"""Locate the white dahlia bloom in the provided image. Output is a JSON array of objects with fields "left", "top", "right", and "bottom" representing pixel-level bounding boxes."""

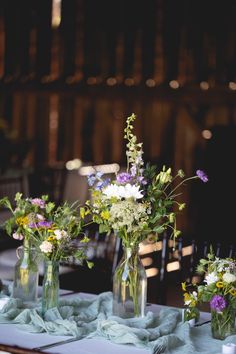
[
  {"left": 204, "top": 272, "right": 218, "bottom": 285},
  {"left": 222, "top": 273, "right": 236, "bottom": 283},
  {"left": 103, "top": 184, "right": 123, "bottom": 199},
  {"left": 121, "top": 184, "right": 143, "bottom": 199},
  {"left": 103, "top": 183, "right": 143, "bottom": 200}
]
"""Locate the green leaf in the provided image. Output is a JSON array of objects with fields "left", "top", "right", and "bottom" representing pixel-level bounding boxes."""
[
  {"left": 99, "top": 224, "right": 110, "bottom": 234},
  {"left": 0, "top": 197, "right": 12, "bottom": 211},
  {"left": 15, "top": 193, "right": 22, "bottom": 202},
  {"left": 45, "top": 202, "right": 55, "bottom": 214},
  {"left": 153, "top": 225, "right": 165, "bottom": 233},
  {"left": 149, "top": 213, "right": 162, "bottom": 224}
]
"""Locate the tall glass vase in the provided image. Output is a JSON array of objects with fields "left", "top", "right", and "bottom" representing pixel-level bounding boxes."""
[
  {"left": 113, "top": 245, "right": 147, "bottom": 318},
  {"left": 211, "top": 306, "right": 235, "bottom": 340},
  {"left": 12, "top": 239, "right": 39, "bottom": 304},
  {"left": 42, "top": 260, "right": 60, "bottom": 316}
]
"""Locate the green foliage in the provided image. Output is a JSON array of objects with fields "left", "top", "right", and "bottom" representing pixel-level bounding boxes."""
[
  {"left": 88, "top": 113, "right": 203, "bottom": 249},
  {"left": 193, "top": 253, "right": 236, "bottom": 310},
  {"left": 0, "top": 193, "right": 93, "bottom": 266}
]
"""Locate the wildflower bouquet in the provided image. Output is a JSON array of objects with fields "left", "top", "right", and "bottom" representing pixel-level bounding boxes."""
[
  {"left": 0, "top": 193, "right": 92, "bottom": 265},
  {"left": 34, "top": 200, "right": 92, "bottom": 265},
  {"left": 0, "top": 193, "right": 53, "bottom": 301},
  {"left": 29, "top": 198, "right": 93, "bottom": 314},
  {"left": 0, "top": 192, "right": 92, "bottom": 308},
  {"left": 0, "top": 193, "right": 52, "bottom": 245},
  {"left": 196, "top": 252, "right": 236, "bottom": 339},
  {"left": 87, "top": 113, "right": 208, "bottom": 318},
  {"left": 88, "top": 113, "right": 208, "bottom": 248}
]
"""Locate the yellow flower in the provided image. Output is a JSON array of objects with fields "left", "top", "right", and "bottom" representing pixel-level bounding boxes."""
[
  {"left": 101, "top": 210, "right": 110, "bottom": 220},
  {"left": 216, "top": 281, "right": 224, "bottom": 288},
  {"left": 183, "top": 292, "right": 191, "bottom": 302},
  {"left": 16, "top": 216, "right": 29, "bottom": 226},
  {"left": 229, "top": 288, "right": 236, "bottom": 296},
  {"left": 47, "top": 236, "right": 56, "bottom": 242},
  {"left": 181, "top": 282, "right": 187, "bottom": 291},
  {"left": 47, "top": 229, "right": 55, "bottom": 233}
]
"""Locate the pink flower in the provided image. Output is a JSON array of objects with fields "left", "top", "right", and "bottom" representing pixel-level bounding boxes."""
[
  {"left": 31, "top": 198, "right": 45, "bottom": 209},
  {"left": 12, "top": 232, "right": 24, "bottom": 240},
  {"left": 36, "top": 214, "right": 45, "bottom": 221}
]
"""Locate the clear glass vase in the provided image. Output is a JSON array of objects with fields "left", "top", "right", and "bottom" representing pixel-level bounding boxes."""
[
  {"left": 113, "top": 245, "right": 147, "bottom": 318},
  {"left": 211, "top": 306, "right": 236, "bottom": 340},
  {"left": 12, "top": 239, "right": 39, "bottom": 304},
  {"left": 42, "top": 260, "right": 60, "bottom": 316}
]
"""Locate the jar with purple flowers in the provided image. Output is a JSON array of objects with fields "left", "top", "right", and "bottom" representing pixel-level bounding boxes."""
[{"left": 210, "top": 295, "right": 235, "bottom": 340}]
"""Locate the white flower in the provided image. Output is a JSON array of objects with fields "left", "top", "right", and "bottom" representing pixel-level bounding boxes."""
[
  {"left": 54, "top": 229, "right": 68, "bottom": 240},
  {"left": 40, "top": 241, "right": 53, "bottom": 253},
  {"left": 109, "top": 199, "right": 148, "bottom": 233},
  {"left": 103, "top": 184, "right": 123, "bottom": 199},
  {"left": 204, "top": 272, "right": 218, "bottom": 285},
  {"left": 184, "top": 299, "right": 191, "bottom": 306},
  {"left": 103, "top": 183, "right": 143, "bottom": 200},
  {"left": 121, "top": 184, "right": 143, "bottom": 199},
  {"left": 223, "top": 273, "right": 236, "bottom": 283},
  {"left": 12, "top": 232, "right": 24, "bottom": 240}
]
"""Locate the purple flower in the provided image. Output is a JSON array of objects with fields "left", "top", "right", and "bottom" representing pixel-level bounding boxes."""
[
  {"left": 130, "top": 165, "right": 137, "bottom": 177},
  {"left": 31, "top": 198, "right": 46, "bottom": 209},
  {"left": 116, "top": 172, "right": 132, "bottom": 184},
  {"left": 95, "top": 178, "right": 111, "bottom": 190},
  {"left": 38, "top": 221, "right": 53, "bottom": 228},
  {"left": 29, "top": 222, "right": 38, "bottom": 228},
  {"left": 96, "top": 172, "right": 103, "bottom": 179},
  {"left": 87, "top": 174, "right": 96, "bottom": 187},
  {"left": 196, "top": 169, "right": 208, "bottom": 183},
  {"left": 137, "top": 176, "right": 147, "bottom": 185},
  {"left": 210, "top": 295, "right": 227, "bottom": 312}
]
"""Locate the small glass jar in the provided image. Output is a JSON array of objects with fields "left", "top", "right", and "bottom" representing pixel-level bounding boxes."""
[
  {"left": 42, "top": 260, "right": 60, "bottom": 316},
  {"left": 12, "top": 239, "right": 39, "bottom": 304}
]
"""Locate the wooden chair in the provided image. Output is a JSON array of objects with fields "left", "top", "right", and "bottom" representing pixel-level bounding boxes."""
[
  {"left": 59, "top": 225, "right": 120, "bottom": 294},
  {"left": 32, "top": 164, "right": 67, "bottom": 205},
  {"left": 0, "top": 172, "right": 29, "bottom": 203},
  {"left": 143, "top": 234, "right": 236, "bottom": 305}
]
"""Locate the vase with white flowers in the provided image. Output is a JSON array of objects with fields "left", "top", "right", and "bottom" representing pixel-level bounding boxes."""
[
  {"left": 197, "top": 252, "right": 236, "bottom": 339},
  {"left": 87, "top": 113, "right": 208, "bottom": 318},
  {"left": 33, "top": 201, "right": 92, "bottom": 316},
  {"left": 0, "top": 193, "right": 51, "bottom": 304}
]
